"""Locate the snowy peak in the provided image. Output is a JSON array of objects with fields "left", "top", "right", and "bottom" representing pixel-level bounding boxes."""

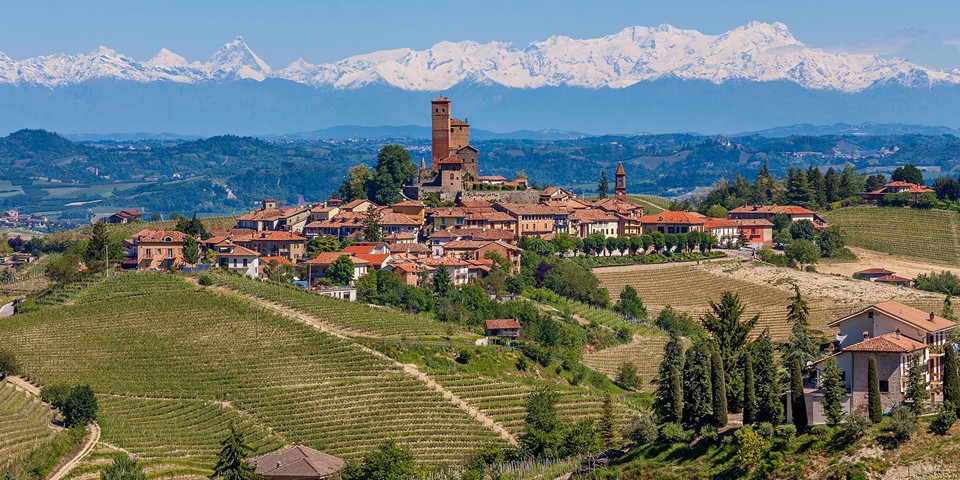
[{"left": 1, "top": 23, "right": 959, "bottom": 91}]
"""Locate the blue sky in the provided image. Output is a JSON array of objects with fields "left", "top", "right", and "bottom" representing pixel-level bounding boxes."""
[{"left": 3, "top": 0, "right": 960, "bottom": 69}]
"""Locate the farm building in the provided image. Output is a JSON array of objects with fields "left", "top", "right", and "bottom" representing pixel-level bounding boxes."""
[
  {"left": 854, "top": 268, "right": 896, "bottom": 281},
  {"left": 484, "top": 319, "right": 521, "bottom": 338},
  {"left": 251, "top": 445, "right": 346, "bottom": 480},
  {"left": 861, "top": 181, "right": 935, "bottom": 203}
]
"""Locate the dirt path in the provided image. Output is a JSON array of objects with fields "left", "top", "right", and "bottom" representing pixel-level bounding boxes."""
[
  {"left": 215, "top": 285, "right": 519, "bottom": 447},
  {"left": 48, "top": 422, "right": 100, "bottom": 480},
  {"left": 819, "top": 247, "right": 960, "bottom": 279},
  {"left": 6, "top": 375, "right": 41, "bottom": 396}
]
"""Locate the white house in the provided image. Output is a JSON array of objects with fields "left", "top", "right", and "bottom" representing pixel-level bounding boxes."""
[{"left": 213, "top": 242, "right": 261, "bottom": 278}]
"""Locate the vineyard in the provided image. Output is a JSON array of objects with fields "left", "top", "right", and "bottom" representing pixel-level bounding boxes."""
[
  {"left": 0, "top": 288, "right": 509, "bottom": 470},
  {"left": 626, "top": 195, "right": 672, "bottom": 214},
  {"left": 0, "top": 380, "right": 57, "bottom": 471},
  {"left": 822, "top": 207, "right": 960, "bottom": 265},
  {"left": 582, "top": 336, "right": 671, "bottom": 392},
  {"left": 211, "top": 273, "right": 472, "bottom": 339}
]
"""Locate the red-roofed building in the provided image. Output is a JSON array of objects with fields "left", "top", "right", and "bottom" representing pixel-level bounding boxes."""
[
  {"left": 251, "top": 445, "right": 346, "bottom": 480},
  {"left": 131, "top": 230, "right": 188, "bottom": 271},
  {"left": 484, "top": 319, "right": 520, "bottom": 338},
  {"left": 303, "top": 253, "right": 369, "bottom": 283},
  {"left": 639, "top": 211, "right": 706, "bottom": 234},
  {"left": 107, "top": 210, "right": 142, "bottom": 224},
  {"left": 237, "top": 199, "right": 311, "bottom": 233},
  {"left": 728, "top": 204, "right": 827, "bottom": 228},
  {"left": 212, "top": 241, "right": 260, "bottom": 278},
  {"left": 874, "top": 274, "right": 912, "bottom": 286},
  {"left": 854, "top": 268, "right": 897, "bottom": 281},
  {"left": 861, "top": 181, "right": 934, "bottom": 203}
]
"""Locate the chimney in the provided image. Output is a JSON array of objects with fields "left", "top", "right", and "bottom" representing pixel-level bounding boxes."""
[
  {"left": 895, "top": 328, "right": 902, "bottom": 340},
  {"left": 863, "top": 331, "right": 870, "bottom": 340},
  {"left": 263, "top": 199, "right": 277, "bottom": 210},
  {"left": 930, "top": 311, "right": 936, "bottom": 322}
]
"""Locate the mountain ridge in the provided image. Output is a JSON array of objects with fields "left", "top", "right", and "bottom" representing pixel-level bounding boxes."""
[{"left": 2, "top": 22, "right": 959, "bottom": 92}]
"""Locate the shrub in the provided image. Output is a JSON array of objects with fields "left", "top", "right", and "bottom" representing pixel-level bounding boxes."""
[
  {"left": 623, "top": 415, "right": 658, "bottom": 445},
  {"left": 841, "top": 411, "right": 870, "bottom": 443},
  {"left": 515, "top": 356, "right": 528, "bottom": 371},
  {"left": 700, "top": 425, "right": 718, "bottom": 444},
  {"left": 930, "top": 401, "right": 957, "bottom": 435},
  {"left": 0, "top": 347, "right": 19, "bottom": 378},
  {"left": 40, "top": 384, "right": 73, "bottom": 409},
  {"left": 887, "top": 407, "right": 917, "bottom": 444},
  {"left": 197, "top": 274, "right": 213, "bottom": 286},
  {"left": 809, "top": 424, "right": 833, "bottom": 439},
  {"left": 735, "top": 427, "right": 772, "bottom": 470},
  {"left": 775, "top": 424, "right": 796, "bottom": 442},
  {"left": 659, "top": 422, "right": 692, "bottom": 444},
  {"left": 757, "top": 422, "right": 775, "bottom": 440},
  {"left": 615, "top": 362, "right": 643, "bottom": 391},
  {"left": 455, "top": 349, "right": 475, "bottom": 364}
]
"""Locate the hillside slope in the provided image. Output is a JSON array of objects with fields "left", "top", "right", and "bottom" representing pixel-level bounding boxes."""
[{"left": 822, "top": 207, "right": 960, "bottom": 266}]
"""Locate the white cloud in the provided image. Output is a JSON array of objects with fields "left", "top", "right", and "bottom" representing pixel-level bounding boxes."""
[
  {"left": 944, "top": 39, "right": 960, "bottom": 52},
  {"left": 828, "top": 27, "right": 925, "bottom": 56}
]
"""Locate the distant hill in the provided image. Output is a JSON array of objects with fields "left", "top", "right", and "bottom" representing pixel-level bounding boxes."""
[
  {"left": 741, "top": 122, "right": 960, "bottom": 138},
  {"left": 269, "top": 125, "right": 591, "bottom": 141}
]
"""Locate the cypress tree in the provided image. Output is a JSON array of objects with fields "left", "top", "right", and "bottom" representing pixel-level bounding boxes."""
[
  {"left": 742, "top": 350, "right": 757, "bottom": 425},
  {"left": 711, "top": 348, "right": 728, "bottom": 426},
  {"left": 867, "top": 356, "right": 883, "bottom": 423},
  {"left": 753, "top": 331, "right": 784, "bottom": 424},
  {"left": 943, "top": 346, "right": 960, "bottom": 415},
  {"left": 683, "top": 340, "right": 713, "bottom": 424},
  {"left": 905, "top": 354, "right": 928, "bottom": 414},
  {"left": 598, "top": 393, "right": 619, "bottom": 448},
  {"left": 821, "top": 358, "right": 846, "bottom": 426},
  {"left": 790, "top": 359, "right": 808, "bottom": 430},
  {"left": 653, "top": 334, "right": 685, "bottom": 423}
]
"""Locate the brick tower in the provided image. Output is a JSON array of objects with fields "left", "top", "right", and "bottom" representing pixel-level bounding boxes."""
[
  {"left": 615, "top": 162, "right": 627, "bottom": 201},
  {"left": 431, "top": 97, "right": 451, "bottom": 170}
]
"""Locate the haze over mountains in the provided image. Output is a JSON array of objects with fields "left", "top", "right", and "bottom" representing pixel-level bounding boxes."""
[{"left": 2, "top": 22, "right": 960, "bottom": 135}]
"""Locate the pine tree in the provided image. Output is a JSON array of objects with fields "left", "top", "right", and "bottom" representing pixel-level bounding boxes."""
[
  {"left": 653, "top": 334, "right": 685, "bottom": 423},
  {"left": 598, "top": 171, "right": 609, "bottom": 199},
  {"left": 683, "top": 340, "right": 712, "bottom": 424},
  {"left": 944, "top": 294, "right": 957, "bottom": 322},
  {"left": 701, "top": 291, "right": 758, "bottom": 412},
  {"left": 598, "top": 393, "right": 619, "bottom": 448},
  {"left": 783, "top": 285, "right": 819, "bottom": 369},
  {"left": 867, "top": 356, "right": 882, "bottom": 423},
  {"left": 432, "top": 265, "right": 453, "bottom": 296},
  {"left": 210, "top": 422, "right": 258, "bottom": 480},
  {"left": 905, "top": 354, "right": 928, "bottom": 414},
  {"left": 821, "top": 358, "right": 845, "bottom": 426},
  {"left": 359, "top": 208, "right": 384, "bottom": 242},
  {"left": 943, "top": 346, "right": 960, "bottom": 415},
  {"left": 824, "top": 167, "right": 841, "bottom": 203},
  {"left": 711, "top": 348, "right": 728, "bottom": 426},
  {"left": 790, "top": 359, "right": 808, "bottom": 430},
  {"left": 742, "top": 350, "right": 757, "bottom": 425},
  {"left": 753, "top": 331, "right": 783, "bottom": 424}
]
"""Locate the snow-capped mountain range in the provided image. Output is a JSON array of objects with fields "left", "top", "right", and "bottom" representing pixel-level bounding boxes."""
[{"left": 2, "top": 22, "right": 959, "bottom": 92}]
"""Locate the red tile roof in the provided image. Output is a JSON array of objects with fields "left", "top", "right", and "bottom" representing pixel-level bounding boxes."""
[
  {"left": 875, "top": 275, "right": 912, "bottom": 284},
  {"left": 843, "top": 332, "right": 925, "bottom": 353},
  {"left": 260, "top": 256, "right": 294, "bottom": 266},
  {"left": 639, "top": 211, "right": 706, "bottom": 224},
  {"left": 305, "top": 253, "right": 369, "bottom": 265},
  {"left": 251, "top": 446, "right": 345, "bottom": 478},
  {"left": 855, "top": 268, "right": 896, "bottom": 276},
  {"left": 458, "top": 200, "right": 493, "bottom": 208},
  {"left": 485, "top": 319, "right": 521, "bottom": 330},
  {"left": 237, "top": 206, "right": 308, "bottom": 222},
  {"left": 133, "top": 229, "right": 188, "bottom": 243},
  {"left": 829, "top": 301, "right": 957, "bottom": 333},
  {"left": 615, "top": 162, "right": 626, "bottom": 175},
  {"left": 355, "top": 253, "right": 391, "bottom": 266},
  {"left": 391, "top": 200, "right": 425, "bottom": 207},
  {"left": 438, "top": 156, "right": 463, "bottom": 165},
  {"left": 729, "top": 204, "right": 816, "bottom": 215},
  {"left": 495, "top": 203, "right": 559, "bottom": 216}
]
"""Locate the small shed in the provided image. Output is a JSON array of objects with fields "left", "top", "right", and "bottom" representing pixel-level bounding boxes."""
[
  {"left": 854, "top": 268, "right": 896, "bottom": 281},
  {"left": 484, "top": 319, "right": 521, "bottom": 339},
  {"left": 250, "top": 445, "right": 346, "bottom": 480},
  {"left": 874, "top": 274, "right": 912, "bottom": 287}
]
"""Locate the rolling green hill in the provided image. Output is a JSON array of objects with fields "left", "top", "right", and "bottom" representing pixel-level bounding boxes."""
[
  {"left": 0, "top": 381, "right": 57, "bottom": 471},
  {"left": 822, "top": 207, "right": 960, "bottom": 265}
]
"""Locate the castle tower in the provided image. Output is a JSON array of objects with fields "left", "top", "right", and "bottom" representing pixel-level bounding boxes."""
[
  {"left": 615, "top": 162, "right": 627, "bottom": 201},
  {"left": 431, "top": 97, "right": 451, "bottom": 170}
]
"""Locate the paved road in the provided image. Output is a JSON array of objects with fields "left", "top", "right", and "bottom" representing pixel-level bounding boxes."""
[{"left": 0, "top": 302, "right": 14, "bottom": 318}]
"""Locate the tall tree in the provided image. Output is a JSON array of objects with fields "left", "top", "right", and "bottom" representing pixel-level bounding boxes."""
[
  {"left": 614, "top": 285, "right": 647, "bottom": 320},
  {"left": 598, "top": 393, "right": 619, "bottom": 448},
  {"left": 867, "top": 356, "right": 883, "bottom": 423},
  {"left": 839, "top": 164, "right": 865, "bottom": 199},
  {"left": 368, "top": 144, "right": 417, "bottom": 205},
  {"left": 892, "top": 164, "right": 924, "bottom": 185},
  {"left": 865, "top": 173, "right": 888, "bottom": 192},
  {"left": 824, "top": 167, "right": 841, "bottom": 203},
  {"left": 210, "top": 422, "right": 258, "bottom": 480},
  {"left": 519, "top": 387, "right": 564, "bottom": 457},
  {"left": 790, "top": 359, "right": 808, "bottom": 430},
  {"left": 359, "top": 208, "right": 384, "bottom": 242},
  {"left": 432, "top": 265, "right": 453, "bottom": 297},
  {"left": 742, "top": 350, "right": 757, "bottom": 425},
  {"left": 701, "top": 291, "right": 758, "bottom": 411},
  {"left": 683, "top": 339, "right": 713, "bottom": 424},
  {"left": 598, "top": 171, "right": 609, "bottom": 199},
  {"left": 62, "top": 385, "right": 98, "bottom": 427},
  {"left": 326, "top": 255, "right": 356, "bottom": 286},
  {"left": 653, "top": 334, "right": 685, "bottom": 423},
  {"left": 711, "top": 348, "right": 728, "bottom": 426},
  {"left": 783, "top": 285, "right": 819, "bottom": 369},
  {"left": 943, "top": 346, "right": 960, "bottom": 415},
  {"left": 183, "top": 236, "right": 200, "bottom": 265},
  {"left": 806, "top": 165, "right": 826, "bottom": 210},
  {"left": 753, "top": 331, "right": 783, "bottom": 424},
  {"left": 821, "top": 358, "right": 845, "bottom": 426},
  {"left": 86, "top": 222, "right": 123, "bottom": 271},
  {"left": 338, "top": 164, "right": 372, "bottom": 202},
  {"left": 905, "top": 354, "right": 928, "bottom": 414}
]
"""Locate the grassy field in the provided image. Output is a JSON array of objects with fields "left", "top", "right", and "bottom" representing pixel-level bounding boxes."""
[
  {"left": 0, "top": 380, "right": 57, "bottom": 471},
  {"left": 822, "top": 207, "right": 960, "bottom": 265},
  {"left": 0, "top": 277, "right": 510, "bottom": 474}
]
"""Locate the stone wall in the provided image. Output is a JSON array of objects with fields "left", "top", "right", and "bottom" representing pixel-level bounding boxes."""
[{"left": 850, "top": 351, "right": 902, "bottom": 415}]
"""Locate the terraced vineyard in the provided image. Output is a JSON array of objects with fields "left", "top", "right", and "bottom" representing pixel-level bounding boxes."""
[
  {"left": 582, "top": 336, "right": 671, "bottom": 392},
  {"left": 626, "top": 195, "right": 672, "bottom": 214},
  {"left": 822, "top": 207, "right": 960, "bottom": 265},
  {"left": 211, "top": 273, "right": 470, "bottom": 338},
  {"left": 0, "top": 380, "right": 57, "bottom": 470},
  {"left": 74, "top": 272, "right": 191, "bottom": 304},
  {"left": 0, "top": 289, "right": 508, "bottom": 469}
]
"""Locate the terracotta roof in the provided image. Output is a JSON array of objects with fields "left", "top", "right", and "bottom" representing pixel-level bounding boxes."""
[
  {"left": 465, "top": 211, "right": 515, "bottom": 222},
  {"left": 485, "top": 319, "right": 521, "bottom": 330},
  {"left": 251, "top": 446, "right": 346, "bottom": 478},
  {"left": 215, "top": 244, "right": 260, "bottom": 257},
  {"left": 541, "top": 187, "right": 562, "bottom": 195},
  {"left": 729, "top": 204, "right": 816, "bottom": 216},
  {"left": 843, "top": 332, "right": 926, "bottom": 353},
  {"left": 875, "top": 275, "right": 912, "bottom": 283},
  {"left": 442, "top": 240, "right": 491, "bottom": 250},
  {"left": 855, "top": 268, "right": 896, "bottom": 276},
  {"left": 457, "top": 228, "right": 516, "bottom": 241},
  {"left": 342, "top": 244, "right": 379, "bottom": 255},
  {"left": 477, "top": 175, "right": 508, "bottom": 182},
  {"left": 495, "top": 203, "right": 559, "bottom": 216},
  {"left": 430, "top": 207, "right": 467, "bottom": 218},
  {"left": 341, "top": 199, "right": 376, "bottom": 211},
  {"left": 450, "top": 117, "right": 469, "bottom": 126},
  {"left": 388, "top": 242, "right": 430, "bottom": 253},
  {"left": 306, "top": 253, "right": 369, "bottom": 265},
  {"left": 237, "top": 206, "right": 308, "bottom": 222},
  {"left": 869, "top": 181, "right": 935, "bottom": 195},
  {"left": 355, "top": 253, "right": 391, "bottom": 265},
  {"left": 381, "top": 212, "right": 419, "bottom": 226},
  {"left": 391, "top": 200, "right": 425, "bottom": 207},
  {"left": 829, "top": 301, "right": 957, "bottom": 333},
  {"left": 243, "top": 231, "right": 306, "bottom": 242},
  {"left": 133, "top": 229, "right": 188, "bottom": 243},
  {"left": 260, "top": 256, "right": 294, "bottom": 266},
  {"left": 639, "top": 211, "right": 707, "bottom": 224},
  {"left": 570, "top": 208, "right": 618, "bottom": 222},
  {"left": 384, "top": 232, "right": 417, "bottom": 240},
  {"left": 703, "top": 218, "right": 741, "bottom": 229},
  {"left": 438, "top": 156, "right": 463, "bottom": 165},
  {"left": 458, "top": 200, "right": 492, "bottom": 208},
  {"left": 736, "top": 219, "right": 775, "bottom": 227},
  {"left": 615, "top": 162, "right": 626, "bottom": 175}
]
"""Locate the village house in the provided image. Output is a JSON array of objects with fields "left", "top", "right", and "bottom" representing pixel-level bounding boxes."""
[
  {"left": 303, "top": 212, "right": 364, "bottom": 239},
  {"left": 568, "top": 208, "right": 620, "bottom": 238},
  {"left": 874, "top": 274, "right": 913, "bottom": 287},
  {"left": 728, "top": 204, "right": 828, "bottom": 228},
  {"left": 106, "top": 210, "right": 142, "bottom": 224},
  {"left": 250, "top": 445, "right": 346, "bottom": 480},
  {"left": 308, "top": 205, "right": 340, "bottom": 223},
  {"left": 440, "top": 239, "right": 523, "bottom": 272},
  {"left": 338, "top": 199, "right": 377, "bottom": 213},
  {"left": 494, "top": 203, "right": 557, "bottom": 238},
  {"left": 736, "top": 219, "right": 774, "bottom": 248},
  {"left": 794, "top": 302, "right": 958, "bottom": 424},
  {"left": 212, "top": 241, "right": 260, "bottom": 278},
  {"left": 237, "top": 200, "right": 311, "bottom": 233},
  {"left": 484, "top": 319, "right": 521, "bottom": 339},
  {"left": 304, "top": 253, "right": 369, "bottom": 283},
  {"left": 132, "top": 229, "right": 187, "bottom": 271},
  {"left": 380, "top": 210, "right": 420, "bottom": 236},
  {"left": 854, "top": 268, "right": 898, "bottom": 281},
  {"left": 639, "top": 211, "right": 706, "bottom": 234},
  {"left": 540, "top": 187, "right": 576, "bottom": 202},
  {"left": 387, "top": 242, "right": 431, "bottom": 260},
  {"left": 861, "top": 181, "right": 935, "bottom": 203},
  {"left": 390, "top": 200, "right": 427, "bottom": 225},
  {"left": 315, "top": 285, "right": 358, "bottom": 302},
  {"left": 233, "top": 230, "right": 307, "bottom": 263},
  {"left": 703, "top": 218, "right": 741, "bottom": 247}
]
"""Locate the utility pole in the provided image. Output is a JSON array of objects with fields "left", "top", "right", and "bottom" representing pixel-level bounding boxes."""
[
  {"left": 255, "top": 296, "right": 260, "bottom": 339},
  {"left": 104, "top": 244, "right": 109, "bottom": 278}
]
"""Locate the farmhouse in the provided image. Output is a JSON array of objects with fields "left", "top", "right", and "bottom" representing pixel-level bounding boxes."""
[
  {"left": 304, "top": 253, "right": 369, "bottom": 283},
  {"left": 106, "top": 210, "right": 142, "bottom": 224},
  {"left": 854, "top": 268, "right": 897, "bottom": 281},
  {"left": 729, "top": 204, "right": 827, "bottom": 228},
  {"left": 861, "top": 181, "right": 935, "bottom": 203},
  {"left": 484, "top": 319, "right": 520, "bottom": 338},
  {"left": 251, "top": 445, "right": 346, "bottom": 480},
  {"left": 212, "top": 241, "right": 260, "bottom": 278},
  {"left": 131, "top": 229, "right": 187, "bottom": 271},
  {"left": 236, "top": 200, "right": 310, "bottom": 233}
]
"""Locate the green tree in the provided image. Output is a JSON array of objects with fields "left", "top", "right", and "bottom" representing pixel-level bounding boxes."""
[
  {"left": 790, "top": 360, "right": 808, "bottom": 430},
  {"left": 177, "top": 212, "right": 209, "bottom": 239},
  {"left": 183, "top": 236, "right": 200, "bottom": 265},
  {"left": 865, "top": 173, "right": 888, "bottom": 192},
  {"left": 711, "top": 348, "right": 728, "bottom": 426},
  {"left": 615, "top": 362, "right": 642, "bottom": 391},
  {"left": 905, "top": 354, "right": 928, "bottom": 414},
  {"left": 613, "top": 285, "right": 647, "bottom": 320},
  {"left": 62, "top": 385, "right": 98, "bottom": 427},
  {"left": 817, "top": 226, "right": 845, "bottom": 258},
  {"left": 0, "top": 348, "right": 19, "bottom": 379},
  {"left": 944, "top": 346, "right": 960, "bottom": 415},
  {"left": 867, "top": 356, "right": 883, "bottom": 423},
  {"left": 598, "top": 393, "right": 619, "bottom": 448},
  {"left": 653, "top": 334, "right": 684, "bottom": 423},
  {"left": 359, "top": 208, "right": 384, "bottom": 242},
  {"left": 519, "top": 387, "right": 565, "bottom": 457},
  {"left": 735, "top": 427, "right": 772, "bottom": 474},
  {"left": 598, "top": 171, "right": 609, "bottom": 199},
  {"left": 701, "top": 291, "right": 758, "bottom": 411},
  {"left": 683, "top": 339, "right": 713, "bottom": 424},
  {"left": 753, "top": 331, "right": 783, "bottom": 424},
  {"left": 821, "top": 358, "right": 845, "bottom": 426},
  {"left": 368, "top": 145, "right": 417, "bottom": 205},
  {"left": 705, "top": 204, "right": 728, "bottom": 218},
  {"left": 432, "top": 266, "right": 453, "bottom": 297},
  {"left": 307, "top": 236, "right": 340, "bottom": 259},
  {"left": 101, "top": 455, "right": 147, "bottom": 480},
  {"left": 210, "top": 422, "right": 259, "bottom": 480},
  {"left": 342, "top": 441, "right": 416, "bottom": 480},
  {"left": 824, "top": 167, "right": 841, "bottom": 203},
  {"left": 326, "top": 255, "right": 356, "bottom": 286},
  {"left": 85, "top": 222, "right": 123, "bottom": 272},
  {"left": 551, "top": 232, "right": 580, "bottom": 256},
  {"left": 783, "top": 285, "right": 819, "bottom": 369},
  {"left": 789, "top": 219, "right": 816, "bottom": 242},
  {"left": 892, "top": 164, "right": 924, "bottom": 185},
  {"left": 338, "top": 164, "right": 372, "bottom": 202},
  {"left": 743, "top": 350, "right": 757, "bottom": 425},
  {"left": 785, "top": 239, "right": 820, "bottom": 269}
]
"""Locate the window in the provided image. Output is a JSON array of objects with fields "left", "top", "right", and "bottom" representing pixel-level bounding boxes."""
[
  {"left": 879, "top": 380, "right": 889, "bottom": 393},
  {"left": 167, "top": 248, "right": 173, "bottom": 258},
  {"left": 242, "top": 258, "right": 248, "bottom": 267},
  {"left": 145, "top": 248, "right": 152, "bottom": 258}
]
